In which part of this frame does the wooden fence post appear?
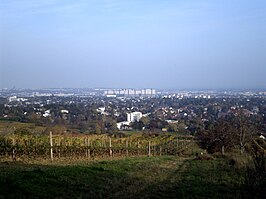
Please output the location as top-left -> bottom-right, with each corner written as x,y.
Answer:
148,141 -> 151,157
12,134 -> 16,161
87,137 -> 90,161
137,140 -> 139,156
70,137 -> 73,158
58,137 -> 61,159
126,140 -> 128,156
85,138 -> 87,158
50,131 -> 53,161
35,135 -> 38,157
109,137 -> 112,157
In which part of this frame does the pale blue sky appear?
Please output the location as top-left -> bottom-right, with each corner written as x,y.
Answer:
0,0 -> 265,89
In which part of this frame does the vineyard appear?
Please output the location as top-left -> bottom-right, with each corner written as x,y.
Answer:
0,132 -> 194,161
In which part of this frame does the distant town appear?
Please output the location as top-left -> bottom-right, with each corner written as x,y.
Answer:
1,87 -> 266,98
0,87 -> 265,135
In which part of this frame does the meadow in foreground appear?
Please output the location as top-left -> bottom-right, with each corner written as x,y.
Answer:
0,145 -> 247,199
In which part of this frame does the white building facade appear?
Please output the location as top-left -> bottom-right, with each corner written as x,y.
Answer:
127,112 -> 143,122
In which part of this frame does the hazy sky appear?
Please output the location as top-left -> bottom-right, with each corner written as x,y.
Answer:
0,0 -> 265,89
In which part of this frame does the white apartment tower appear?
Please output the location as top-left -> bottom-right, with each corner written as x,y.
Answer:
127,112 -> 143,122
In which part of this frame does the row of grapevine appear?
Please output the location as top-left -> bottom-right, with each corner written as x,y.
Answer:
0,133 -> 194,161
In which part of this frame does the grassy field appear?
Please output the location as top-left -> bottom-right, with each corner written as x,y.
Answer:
0,120 -> 46,134
0,121 -> 252,198
0,144 -> 247,199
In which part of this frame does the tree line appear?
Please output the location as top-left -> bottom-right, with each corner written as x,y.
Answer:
196,110 -> 264,154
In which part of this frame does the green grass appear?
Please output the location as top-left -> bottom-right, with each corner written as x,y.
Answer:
0,121 -> 46,135
0,154 -> 245,199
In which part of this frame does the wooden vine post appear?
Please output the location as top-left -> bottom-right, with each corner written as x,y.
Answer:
12,133 -> 16,161
148,141 -> 151,157
84,138 -> 87,158
126,140 -> 129,156
58,136 -> 61,159
87,137 -> 90,161
50,131 -> 53,161
109,137 -> 112,157
35,135 -> 38,157
176,137 -> 179,150
137,140 -> 140,156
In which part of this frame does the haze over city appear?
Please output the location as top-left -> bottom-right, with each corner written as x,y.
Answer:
0,0 -> 265,89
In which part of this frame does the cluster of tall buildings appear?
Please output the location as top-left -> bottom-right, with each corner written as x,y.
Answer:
104,88 -> 156,96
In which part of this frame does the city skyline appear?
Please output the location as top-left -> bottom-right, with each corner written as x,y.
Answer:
1,0 -> 266,89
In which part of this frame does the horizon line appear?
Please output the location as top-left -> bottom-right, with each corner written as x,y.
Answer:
1,87 -> 266,91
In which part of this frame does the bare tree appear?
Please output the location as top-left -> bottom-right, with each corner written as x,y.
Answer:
234,110 -> 257,154
196,118 -> 235,154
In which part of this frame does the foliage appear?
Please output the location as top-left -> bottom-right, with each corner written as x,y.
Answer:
196,114 -> 259,154
242,138 -> 266,199
14,127 -> 32,136
0,133 -> 193,160
131,121 -> 144,130
167,123 -> 178,132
